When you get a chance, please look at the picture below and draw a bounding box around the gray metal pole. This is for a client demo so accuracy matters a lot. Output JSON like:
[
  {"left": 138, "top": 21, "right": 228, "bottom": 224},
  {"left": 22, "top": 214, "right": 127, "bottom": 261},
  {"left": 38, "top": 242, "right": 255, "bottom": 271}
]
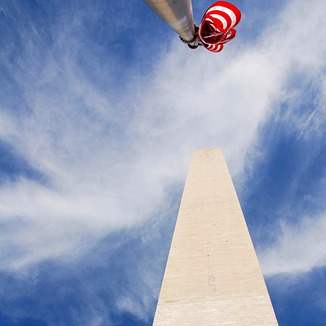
[{"left": 143, "top": 0, "right": 195, "bottom": 42}]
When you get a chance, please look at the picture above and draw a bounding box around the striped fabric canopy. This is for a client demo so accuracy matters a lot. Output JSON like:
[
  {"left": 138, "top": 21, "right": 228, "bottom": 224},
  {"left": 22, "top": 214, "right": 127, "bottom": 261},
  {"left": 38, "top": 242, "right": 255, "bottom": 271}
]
[{"left": 198, "top": 1, "right": 241, "bottom": 52}]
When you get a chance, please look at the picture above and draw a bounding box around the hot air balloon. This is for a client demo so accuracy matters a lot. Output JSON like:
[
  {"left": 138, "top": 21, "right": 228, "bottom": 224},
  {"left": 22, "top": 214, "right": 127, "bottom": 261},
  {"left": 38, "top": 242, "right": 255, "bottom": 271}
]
[{"left": 143, "top": 0, "right": 241, "bottom": 53}]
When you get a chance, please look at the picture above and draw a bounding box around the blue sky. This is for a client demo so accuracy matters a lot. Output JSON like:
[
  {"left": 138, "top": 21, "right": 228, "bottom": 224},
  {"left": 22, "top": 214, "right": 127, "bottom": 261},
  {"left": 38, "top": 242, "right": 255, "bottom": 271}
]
[{"left": 0, "top": 0, "right": 326, "bottom": 325}]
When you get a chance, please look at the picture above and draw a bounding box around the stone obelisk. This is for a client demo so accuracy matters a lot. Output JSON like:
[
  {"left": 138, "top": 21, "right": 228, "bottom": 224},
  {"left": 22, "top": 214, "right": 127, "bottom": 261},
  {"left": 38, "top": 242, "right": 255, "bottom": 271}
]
[{"left": 153, "top": 148, "right": 278, "bottom": 325}]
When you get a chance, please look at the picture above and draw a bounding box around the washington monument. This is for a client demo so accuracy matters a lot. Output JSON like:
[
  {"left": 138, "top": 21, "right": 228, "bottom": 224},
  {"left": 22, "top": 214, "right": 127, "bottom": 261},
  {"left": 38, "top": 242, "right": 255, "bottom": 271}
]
[{"left": 153, "top": 148, "right": 278, "bottom": 325}]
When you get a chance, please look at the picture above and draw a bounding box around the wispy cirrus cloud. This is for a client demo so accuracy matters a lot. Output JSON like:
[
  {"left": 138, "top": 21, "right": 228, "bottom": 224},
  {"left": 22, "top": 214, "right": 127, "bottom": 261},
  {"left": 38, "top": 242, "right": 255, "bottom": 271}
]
[
  {"left": 260, "top": 214, "right": 326, "bottom": 275},
  {"left": 1, "top": 0, "right": 326, "bottom": 276},
  {"left": 1, "top": 0, "right": 326, "bottom": 325}
]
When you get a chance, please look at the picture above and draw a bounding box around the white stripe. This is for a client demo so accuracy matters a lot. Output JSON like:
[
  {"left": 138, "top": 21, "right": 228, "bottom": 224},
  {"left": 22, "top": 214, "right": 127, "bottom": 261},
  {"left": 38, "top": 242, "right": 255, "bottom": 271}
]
[
  {"left": 210, "top": 14, "right": 228, "bottom": 30},
  {"left": 206, "top": 5, "right": 237, "bottom": 27},
  {"left": 203, "top": 33, "right": 220, "bottom": 40},
  {"left": 208, "top": 44, "right": 222, "bottom": 51}
]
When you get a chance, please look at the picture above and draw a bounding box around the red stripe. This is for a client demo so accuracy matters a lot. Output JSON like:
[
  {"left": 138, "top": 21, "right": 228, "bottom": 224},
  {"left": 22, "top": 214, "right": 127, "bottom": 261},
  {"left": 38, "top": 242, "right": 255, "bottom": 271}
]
[
  {"left": 199, "top": 2, "right": 241, "bottom": 53},
  {"left": 208, "top": 1, "right": 241, "bottom": 26},
  {"left": 204, "top": 9, "right": 233, "bottom": 30}
]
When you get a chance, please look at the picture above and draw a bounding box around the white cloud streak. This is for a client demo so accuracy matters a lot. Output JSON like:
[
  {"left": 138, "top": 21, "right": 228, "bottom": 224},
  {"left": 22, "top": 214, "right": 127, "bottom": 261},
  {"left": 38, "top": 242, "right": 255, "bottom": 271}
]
[
  {"left": 0, "top": 0, "right": 325, "bottom": 284},
  {"left": 260, "top": 213, "right": 326, "bottom": 275}
]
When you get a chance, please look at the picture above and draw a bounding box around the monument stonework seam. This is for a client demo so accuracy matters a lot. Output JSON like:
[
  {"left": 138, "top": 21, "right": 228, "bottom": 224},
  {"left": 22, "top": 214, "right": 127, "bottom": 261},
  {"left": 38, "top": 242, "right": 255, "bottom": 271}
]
[{"left": 153, "top": 148, "right": 278, "bottom": 325}]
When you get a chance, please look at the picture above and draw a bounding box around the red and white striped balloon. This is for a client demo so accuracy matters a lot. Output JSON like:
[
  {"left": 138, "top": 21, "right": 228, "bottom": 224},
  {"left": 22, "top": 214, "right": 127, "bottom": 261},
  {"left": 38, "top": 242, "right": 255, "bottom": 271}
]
[{"left": 198, "top": 1, "right": 241, "bottom": 52}]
